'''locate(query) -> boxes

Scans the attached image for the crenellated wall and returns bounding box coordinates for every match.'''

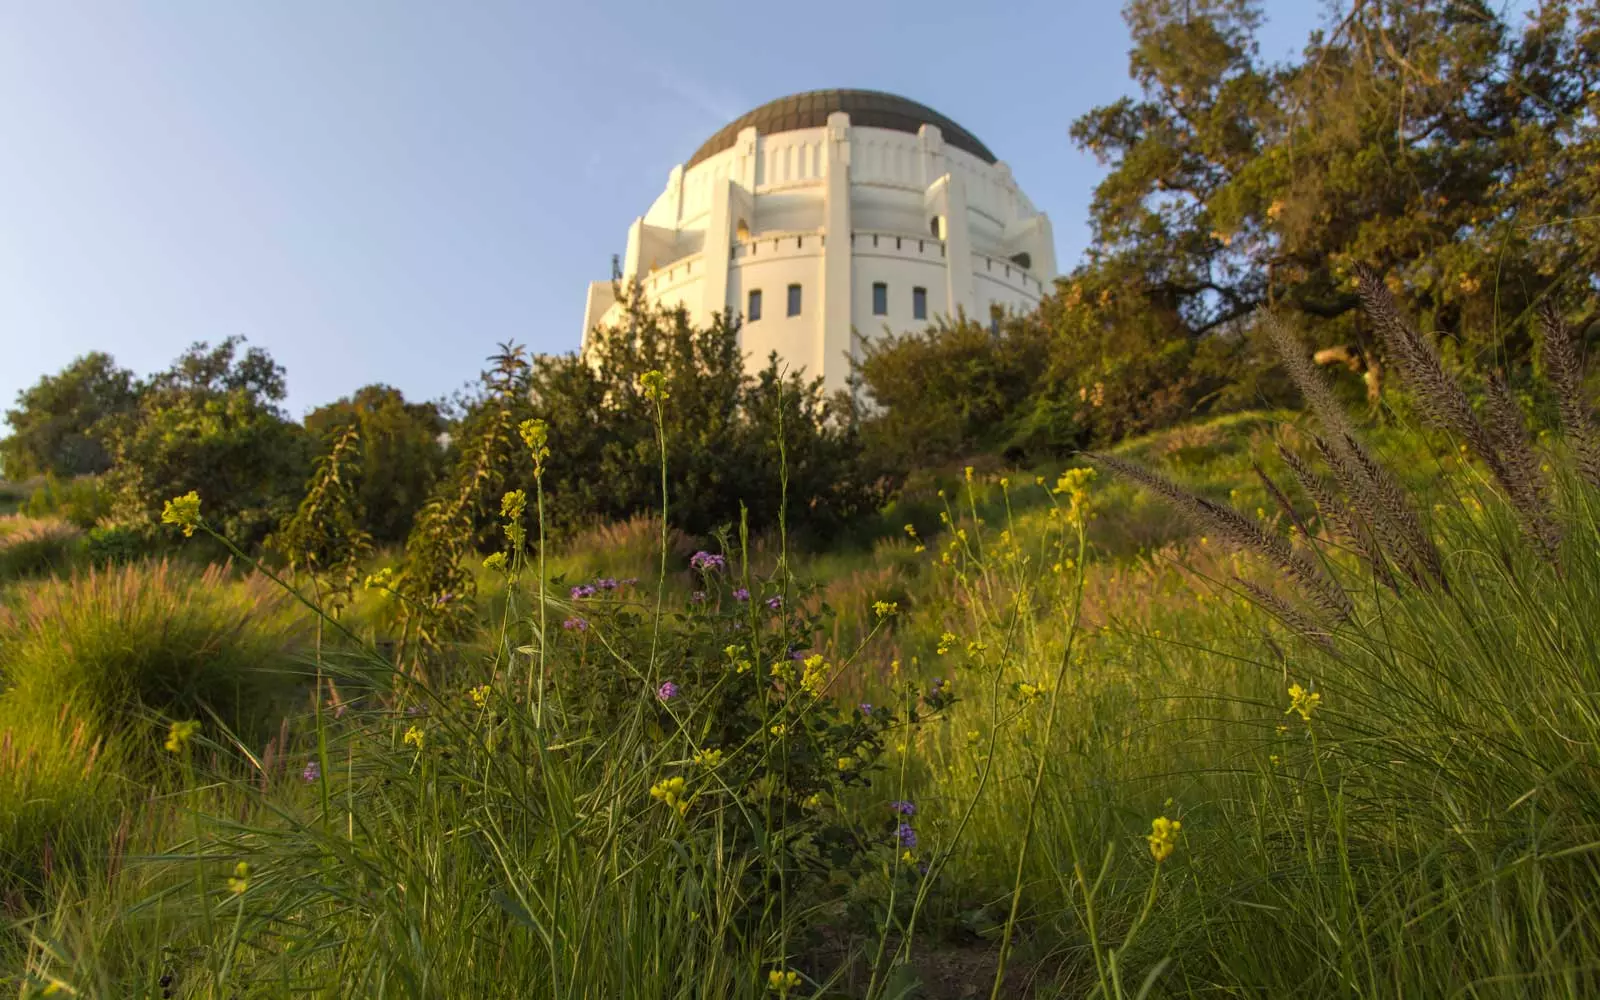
[585,98,1057,397]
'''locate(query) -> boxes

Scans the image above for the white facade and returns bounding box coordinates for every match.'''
[581,91,1057,396]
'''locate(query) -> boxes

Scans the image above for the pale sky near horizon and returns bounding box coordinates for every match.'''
[2,1,1343,420]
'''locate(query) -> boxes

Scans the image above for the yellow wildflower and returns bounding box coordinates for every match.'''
[800,654,828,695]
[403,725,425,750]
[836,756,856,771]
[936,632,957,655]
[768,969,803,996]
[364,566,395,591]
[1147,816,1181,863]
[803,793,823,810]
[483,552,508,572]
[519,418,550,472]
[226,861,250,894]
[500,489,527,522]
[164,719,200,754]
[1018,682,1041,703]
[873,600,899,619]
[160,491,202,537]
[1286,683,1321,722]
[638,369,669,402]
[964,466,974,482]
[692,748,723,768]
[468,684,491,708]
[769,723,787,737]
[649,775,689,815]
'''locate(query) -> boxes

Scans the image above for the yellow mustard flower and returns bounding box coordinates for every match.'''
[768,969,802,995]
[500,489,527,522]
[1147,816,1181,863]
[1286,683,1321,722]
[692,748,723,768]
[800,655,828,696]
[638,369,669,402]
[468,684,491,708]
[482,552,508,572]
[226,861,250,894]
[649,775,689,815]
[936,632,957,655]
[519,418,550,472]
[873,600,899,619]
[160,491,202,537]
[164,719,200,754]
[769,723,787,737]
[836,756,856,772]
[403,725,425,750]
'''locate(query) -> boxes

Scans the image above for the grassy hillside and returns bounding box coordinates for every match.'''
[5,401,1599,998]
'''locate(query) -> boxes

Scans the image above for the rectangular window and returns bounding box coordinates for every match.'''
[912,286,928,321]
[748,289,762,321]
[787,283,802,317]
[872,282,888,316]
[989,304,1002,336]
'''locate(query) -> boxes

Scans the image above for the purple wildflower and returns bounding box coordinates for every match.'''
[689,551,727,573]
[595,577,619,591]
[860,703,874,716]
[563,616,588,631]
[302,760,320,783]
[896,823,918,850]
[657,680,679,701]
[570,584,596,600]
[891,800,915,816]
[690,590,706,604]
[765,595,783,610]
[733,587,750,602]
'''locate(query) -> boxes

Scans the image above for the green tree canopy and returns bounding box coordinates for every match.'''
[104,337,310,551]
[1,352,139,479]
[304,385,447,544]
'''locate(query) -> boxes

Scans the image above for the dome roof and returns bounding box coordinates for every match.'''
[686,88,997,169]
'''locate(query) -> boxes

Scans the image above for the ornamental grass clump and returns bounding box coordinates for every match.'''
[0,559,303,752]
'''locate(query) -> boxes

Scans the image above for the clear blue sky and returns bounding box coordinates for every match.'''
[1,1,1333,420]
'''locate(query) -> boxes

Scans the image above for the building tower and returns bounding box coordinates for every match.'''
[581,89,1056,396]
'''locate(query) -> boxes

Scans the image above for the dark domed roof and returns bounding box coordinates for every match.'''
[686,89,997,169]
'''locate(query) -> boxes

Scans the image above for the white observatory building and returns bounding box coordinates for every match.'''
[581,89,1057,396]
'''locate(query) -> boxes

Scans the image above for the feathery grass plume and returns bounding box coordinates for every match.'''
[1254,462,1313,541]
[1235,577,1335,652]
[1263,312,1363,447]
[1091,452,1352,623]
[1353,264,1562,561]
[1275,444,1400,593]
[1265,310,1439,588]
[1536,302,1600,491]
[1482,371,1562,559]
[1352,264,1500,468]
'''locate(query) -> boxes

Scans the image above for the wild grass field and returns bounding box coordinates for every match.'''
[7,293,1600,999]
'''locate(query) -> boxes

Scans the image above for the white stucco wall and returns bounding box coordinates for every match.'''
[584,105,1057,396]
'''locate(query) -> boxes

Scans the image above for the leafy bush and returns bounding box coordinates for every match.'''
[0,560,305,750]
[102,337,311,553]
[519,297,877,541]
[303,384,447,545]
[21,473,114,528]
